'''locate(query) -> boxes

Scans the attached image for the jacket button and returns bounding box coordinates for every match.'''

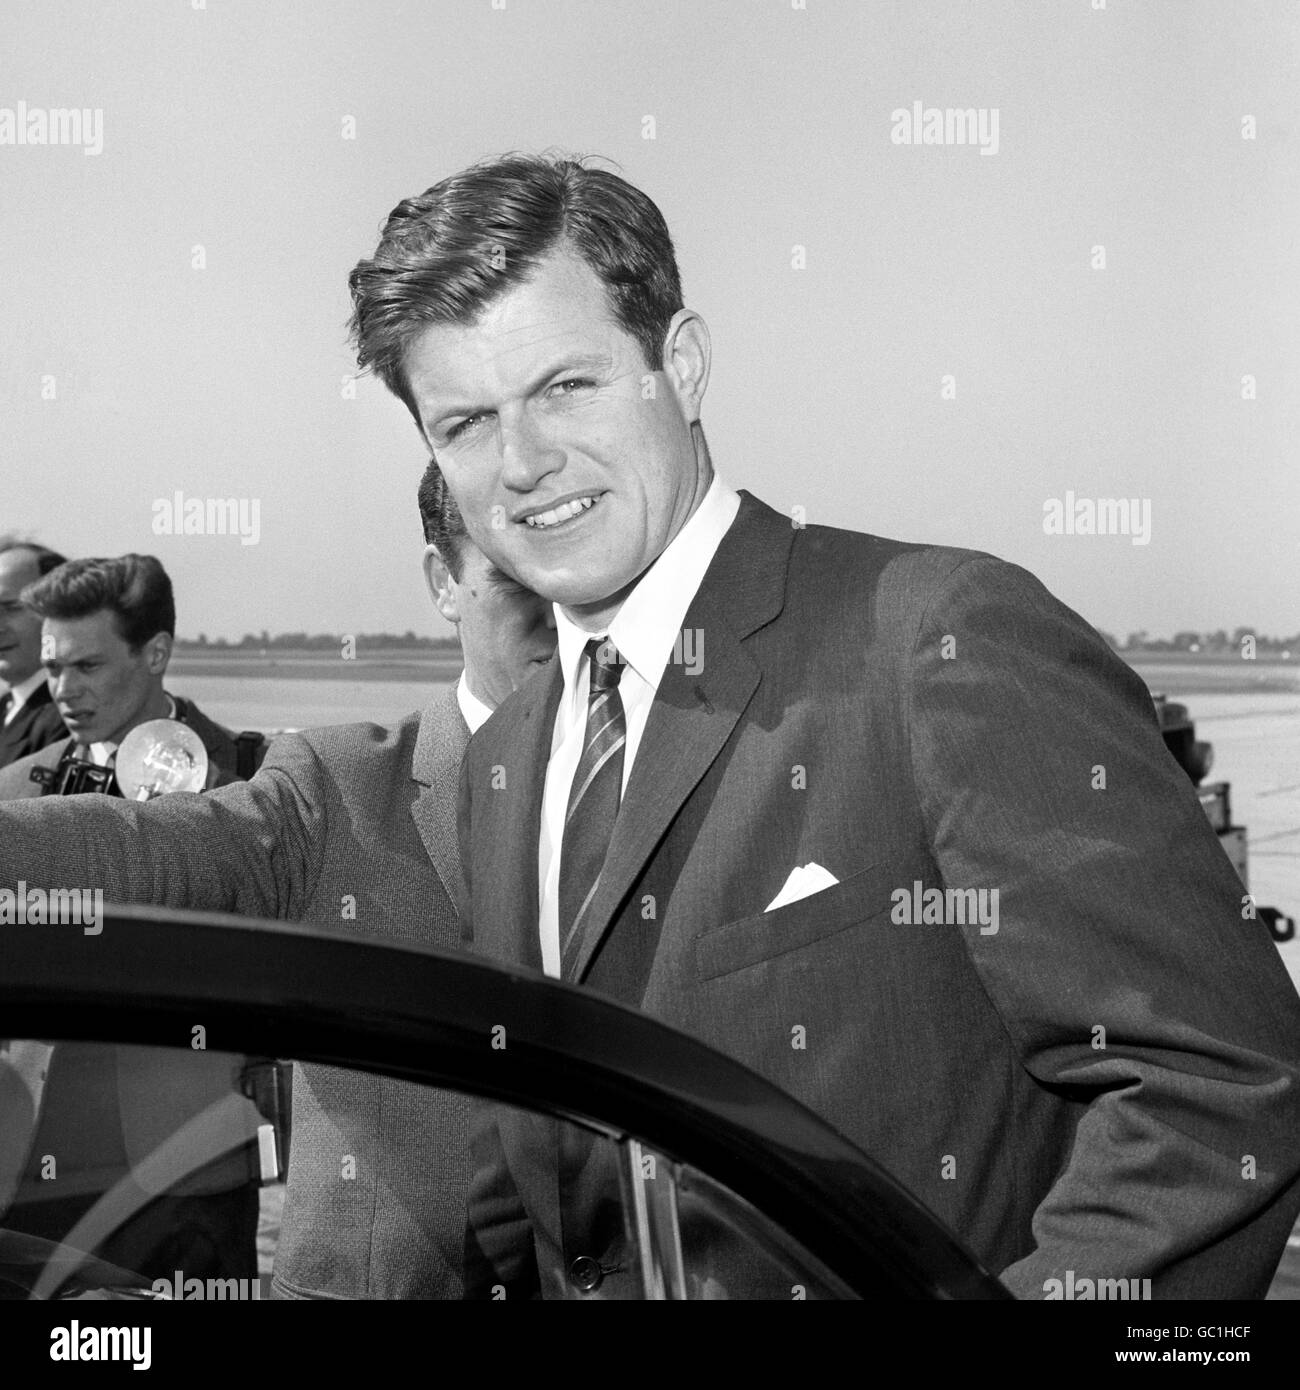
[569,1256,603,1293]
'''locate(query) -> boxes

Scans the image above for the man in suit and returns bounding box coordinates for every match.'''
[0,541,69,769]
[0,553,261,800]
[347,153,1300,1299]
[0,474,556,1297]
[0,552,271,1283]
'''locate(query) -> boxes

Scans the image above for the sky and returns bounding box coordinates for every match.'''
[2,0,1296,641]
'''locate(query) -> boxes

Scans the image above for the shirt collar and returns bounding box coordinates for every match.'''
[87,693,179,766]
[456,670,494,735]
[554,474,741,697]
[4,668,49,719]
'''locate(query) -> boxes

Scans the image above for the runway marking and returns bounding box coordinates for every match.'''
[1194,706,1300,723]
[1248,828,1300,847]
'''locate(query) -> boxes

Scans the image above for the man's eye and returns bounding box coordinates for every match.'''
[551,378,593,395]
[447,414,484,441]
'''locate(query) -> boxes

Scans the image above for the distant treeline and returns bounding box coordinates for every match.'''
[1101,628,1296,655]
[175,632,460,653]
[174,628,1297,656]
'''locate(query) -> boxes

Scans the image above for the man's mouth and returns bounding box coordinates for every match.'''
[521,494,600,530]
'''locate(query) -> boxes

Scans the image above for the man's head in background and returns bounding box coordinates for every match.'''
[25,554,175,747]
[0,542,68,690]
[351,154,713,632]
[418,459,556,708]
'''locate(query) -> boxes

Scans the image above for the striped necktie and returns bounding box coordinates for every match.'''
[559,638,627,980]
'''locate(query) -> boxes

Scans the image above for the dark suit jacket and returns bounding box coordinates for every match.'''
[0,682,67,771]
[460,491,1300,1300]
[0,687,472,1299]
[0,694,253,800]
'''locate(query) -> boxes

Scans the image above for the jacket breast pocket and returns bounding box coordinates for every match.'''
[693,864,896,982]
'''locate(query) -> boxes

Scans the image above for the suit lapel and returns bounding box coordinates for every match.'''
[0,683,55,764]
[566,491,795,982]
[410,684,472,913]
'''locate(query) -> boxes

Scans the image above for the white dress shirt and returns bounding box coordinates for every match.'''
[538,475,741,976]
[456,671,494,736]
[2,669,48,726]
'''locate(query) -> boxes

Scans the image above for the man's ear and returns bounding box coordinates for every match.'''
[660,309,711,423]
[423,544,460,626]
[145,631,172,677]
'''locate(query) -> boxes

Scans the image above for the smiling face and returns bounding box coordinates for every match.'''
[42,610,170,746]
[404,246,713,632]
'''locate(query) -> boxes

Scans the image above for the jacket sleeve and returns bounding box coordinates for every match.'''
[0,733,327,920]
[906,554,1300,1299]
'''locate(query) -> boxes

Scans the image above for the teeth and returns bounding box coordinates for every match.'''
[524,496,596,528]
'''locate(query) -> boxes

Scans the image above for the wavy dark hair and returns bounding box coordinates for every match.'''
[349,153,683,419]
[23,554,175,651]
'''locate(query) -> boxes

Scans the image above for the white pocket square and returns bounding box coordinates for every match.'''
[765,862,839,912]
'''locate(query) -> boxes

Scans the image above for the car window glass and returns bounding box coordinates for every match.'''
[0,1041,853,1300]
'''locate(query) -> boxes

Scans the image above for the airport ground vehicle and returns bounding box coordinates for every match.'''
[1154,694,1296,943]
[0,905,1009,1301]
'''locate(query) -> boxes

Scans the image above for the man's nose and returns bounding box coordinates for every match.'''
[51,670,78,702]
[499,411,564,491]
